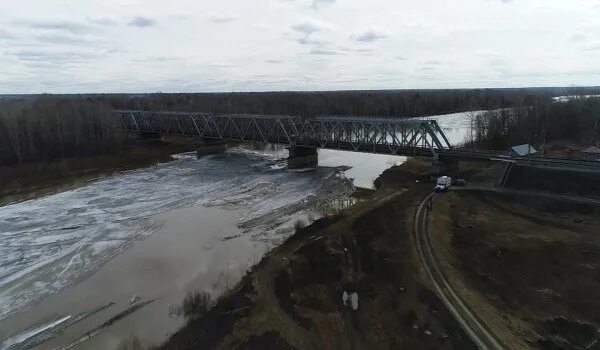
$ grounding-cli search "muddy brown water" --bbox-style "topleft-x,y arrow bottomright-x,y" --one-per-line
0,205 -> 267,350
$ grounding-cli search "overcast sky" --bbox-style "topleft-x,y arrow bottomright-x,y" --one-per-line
1,0 -> 599,93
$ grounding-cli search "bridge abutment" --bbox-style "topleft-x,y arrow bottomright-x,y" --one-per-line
196,139 -> 229,158
431,158 -> 459,175
288,146 -> 318,169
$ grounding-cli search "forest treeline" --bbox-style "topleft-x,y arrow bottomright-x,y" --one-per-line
470,97 -> 600,150
0,87 -> 599,165
0,96 -> 121,165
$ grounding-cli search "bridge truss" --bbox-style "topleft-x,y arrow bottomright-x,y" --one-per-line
114,110 -> 453,156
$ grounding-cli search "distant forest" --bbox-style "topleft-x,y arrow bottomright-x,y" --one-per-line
471,97 -> 600,150
0,87 -> 599,166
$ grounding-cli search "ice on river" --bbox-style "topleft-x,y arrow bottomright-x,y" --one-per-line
0,148 -> 352,322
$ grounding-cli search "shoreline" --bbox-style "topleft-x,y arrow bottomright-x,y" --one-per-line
157,159 -> 479,349
0,137 -> 204,208
0,147 -> 357,350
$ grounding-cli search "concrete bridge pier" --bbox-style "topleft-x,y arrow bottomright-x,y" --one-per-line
431,156 -> 459,175
196,139 -> 229,158
288,146 -> 318,169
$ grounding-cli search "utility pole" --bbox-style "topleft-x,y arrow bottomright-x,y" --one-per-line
470,113 -> 475,150
541,127 -> 547,157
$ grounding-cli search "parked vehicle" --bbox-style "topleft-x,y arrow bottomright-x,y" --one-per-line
453,178 -> 467,186
434,176 -> 452,192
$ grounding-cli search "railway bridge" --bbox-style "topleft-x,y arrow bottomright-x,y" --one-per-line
115,110 -> 457,168
115,110 -> 600,173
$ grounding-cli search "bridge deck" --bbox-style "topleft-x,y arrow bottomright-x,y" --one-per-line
114,110 -> 600,170
115,110 -> 452,157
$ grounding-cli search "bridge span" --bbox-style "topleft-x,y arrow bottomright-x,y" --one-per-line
115,110 -> 600,171
115,110 -> 454,165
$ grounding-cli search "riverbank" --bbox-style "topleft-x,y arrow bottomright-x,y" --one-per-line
158,159 -> 478,349
0,136 -> 204,207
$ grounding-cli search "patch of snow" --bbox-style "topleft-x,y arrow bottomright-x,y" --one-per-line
350,292 -> 359,311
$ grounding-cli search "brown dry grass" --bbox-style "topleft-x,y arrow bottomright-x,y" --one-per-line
430,190 -> 600,349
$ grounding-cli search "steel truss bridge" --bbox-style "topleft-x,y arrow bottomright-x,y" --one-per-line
115,110 -> 453,157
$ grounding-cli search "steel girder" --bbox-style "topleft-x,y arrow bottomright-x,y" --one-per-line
114,110 -> 453,156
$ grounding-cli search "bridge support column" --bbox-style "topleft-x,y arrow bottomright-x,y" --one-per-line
288,146 -> 318,169
431,158 -> 459,175
196,139 -> 229,158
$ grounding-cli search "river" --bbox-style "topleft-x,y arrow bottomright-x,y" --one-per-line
0,110 -> 475,350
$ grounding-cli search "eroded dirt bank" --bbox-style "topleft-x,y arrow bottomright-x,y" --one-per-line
159,160 -> 477,349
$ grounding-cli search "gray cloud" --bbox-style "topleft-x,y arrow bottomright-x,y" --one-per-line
2,0 -> 600,93
128,17 -> 155,27
11,49 -> 96,68
291,18 -> 330,36
338,46 -> 373,55
208,13 -> 240,23
0,29 -> 13,40
170,13 -> 190,20
33,32 -> 92,45
131,56 -> 183,63
281,0 -> 336,10
87,16 -> 118,26
16,19 -> 91,34
312,0 -> 336,9
297,37 -> 330,46
353,28 -> 388,42
13,50 -> 88,61
571,33 -> 586,43
583,42 -> 600,51
309,47 -> 339,55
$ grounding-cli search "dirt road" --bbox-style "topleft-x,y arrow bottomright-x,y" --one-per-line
413,193 -> 504,350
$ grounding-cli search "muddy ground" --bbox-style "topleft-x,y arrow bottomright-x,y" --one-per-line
430,190 -> 600,349
506,165 -> 600,197
159,160 -> 477,349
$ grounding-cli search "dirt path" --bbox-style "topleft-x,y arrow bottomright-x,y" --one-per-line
413,193 -> 504,350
